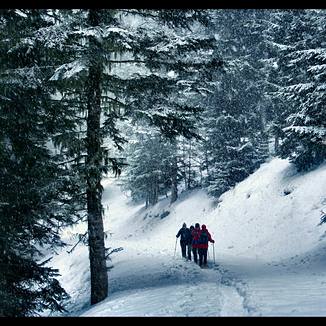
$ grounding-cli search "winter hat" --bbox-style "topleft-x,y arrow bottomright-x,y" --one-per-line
183,222 -> 187,227
202,224 -> 207,230
195,223 -> 200,228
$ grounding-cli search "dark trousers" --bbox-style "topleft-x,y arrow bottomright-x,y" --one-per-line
180,241 -> 187,258
198,248 -> 208,267
186,244 -> 192,260
180,242 -> 192,260
192,247 -> 198,264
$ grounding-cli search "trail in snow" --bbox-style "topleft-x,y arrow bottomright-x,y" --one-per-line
50,158 -> 326,316
81,257 -> 247,317
217,254 -> 326,316
52,178 -> 248,316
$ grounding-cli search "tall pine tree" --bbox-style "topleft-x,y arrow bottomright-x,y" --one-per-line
45,9 -> 220,304
0,9 -> 81,316
200,9 -> 269,198
266,10 -> 326,171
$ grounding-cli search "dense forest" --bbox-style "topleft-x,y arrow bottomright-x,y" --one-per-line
0,9 -> 325,316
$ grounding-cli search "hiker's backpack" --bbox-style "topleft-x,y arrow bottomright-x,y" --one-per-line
185,228 -> 192,243
180,228 -> 189,242
198,230 -> 209,245
192,229 -> 200,245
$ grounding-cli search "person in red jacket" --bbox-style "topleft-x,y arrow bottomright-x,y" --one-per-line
191,223 -> 201,264
197,224 -> 214,268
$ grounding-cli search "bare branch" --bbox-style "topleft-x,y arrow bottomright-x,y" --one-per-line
66,231 -> 88,254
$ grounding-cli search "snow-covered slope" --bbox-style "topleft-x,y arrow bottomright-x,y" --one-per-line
49,158 -> 326,316
209,158 -> 326,261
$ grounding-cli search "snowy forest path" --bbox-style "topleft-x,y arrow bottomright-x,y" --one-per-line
85,245 -> 249,316
99,179 -> 248,315
215,254 -> 326,316
57,178 -> 326,316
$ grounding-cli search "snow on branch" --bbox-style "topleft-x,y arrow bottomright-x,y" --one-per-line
284,125 -> 326,142
285,83 -> 315,93
33,25 -> 69,49
71,26 -> 135,50
266,41 -> 295,51
318,210 -> 326,226
288,48 -> 326,62
50,59 -> 87,81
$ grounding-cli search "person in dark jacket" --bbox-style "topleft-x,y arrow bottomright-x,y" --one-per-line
197,224 -> 214,268
188,225 -> 195,261
191,223 -> 201,264
176,222 -> 192,259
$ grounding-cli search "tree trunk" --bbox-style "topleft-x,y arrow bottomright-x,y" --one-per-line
145,193 -> 149,209
205,147 -> 210,177
154,183 -> 158,205
187,140 -> 192,190
86,9 -> 108,305
274,135 -> 279,154
182,139 -> 187,190
170,156 -> 178,204
148,186 -> 153,206
148,180 -> 159,206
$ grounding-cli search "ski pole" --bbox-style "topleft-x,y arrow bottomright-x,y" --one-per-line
173,237 -> 177,258
213,243 -> 216,264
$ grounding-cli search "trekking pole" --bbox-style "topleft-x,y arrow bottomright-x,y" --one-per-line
213,243 -> 216,264
173,237 -> 177,258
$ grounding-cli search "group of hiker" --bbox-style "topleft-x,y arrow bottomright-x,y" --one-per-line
176,222 -> 215,268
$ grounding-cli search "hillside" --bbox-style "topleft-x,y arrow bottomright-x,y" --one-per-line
49,158 -> 326,316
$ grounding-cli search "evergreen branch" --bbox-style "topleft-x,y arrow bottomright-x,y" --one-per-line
66,231 -> 88,254
56,157 -> 85,166
107,60 -> 146,64
43,11 -> 64,23
105,246 -> 123,260
102,95 -> 127,107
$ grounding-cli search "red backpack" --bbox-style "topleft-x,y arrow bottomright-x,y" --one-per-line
192,228 -> 200,245
198,230 -> 209,245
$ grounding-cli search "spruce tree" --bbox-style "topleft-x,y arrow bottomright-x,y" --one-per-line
46,9 -> 219,304
0,9 -> 80,316
200,9 -> 269,198
124,128 -> 177,207
266,10 -> 326,171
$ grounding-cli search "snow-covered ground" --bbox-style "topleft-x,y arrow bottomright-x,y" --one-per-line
49,158 -> 326,316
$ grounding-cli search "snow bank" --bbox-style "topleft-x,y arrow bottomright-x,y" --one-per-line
50,157 -> 326,316
208,158 -> 326,260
